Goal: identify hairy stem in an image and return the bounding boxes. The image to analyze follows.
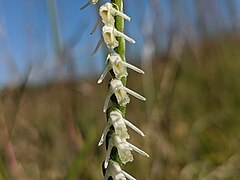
[110,0,127,115]
[106,0,126,168]
[111,0,126,85]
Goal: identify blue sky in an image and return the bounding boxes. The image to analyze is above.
[0,0,240,86]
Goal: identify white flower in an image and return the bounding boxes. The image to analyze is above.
[104,133,149,168]
[98,53,144,83]
[93,27,135,54]
[91,3,130,35]
[102,26,135,49]
[80,0,98,10]
[103,79,146,112]
[104,160,136,180]
[98,110,145,146]
[100,3,131,26]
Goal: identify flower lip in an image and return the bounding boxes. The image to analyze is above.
[99,3,115,26]
[102,26,119,49]
[104,160,136,180]
[110,79,130,107]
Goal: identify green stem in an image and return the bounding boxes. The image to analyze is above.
[110,0,127,114]
[105,0,126,174]
[111,0,126,85]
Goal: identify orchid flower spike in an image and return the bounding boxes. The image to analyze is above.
[98,110,145,146]
[80,0,98,10]
[98,53,145,83]
[104,133,149,168]
[103,79,146,112]
[100,3,131,26]
[102,26,135,49]
[104,160,136,180]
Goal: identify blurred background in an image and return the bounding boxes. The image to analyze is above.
[0,0,240,179]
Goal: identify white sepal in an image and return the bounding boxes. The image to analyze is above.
[98,123,111,146]
[128,143,149,157]
[123,86,146,101]
[114,30,135,44]
[122,61,145,74]
[103,92,112,112]
[97,64,111,84]
[92,36,104,55]
[80,0,98,10]
[124,119,145,137]
[111,111,145,137]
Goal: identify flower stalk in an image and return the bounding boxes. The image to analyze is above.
[81,0,148,179]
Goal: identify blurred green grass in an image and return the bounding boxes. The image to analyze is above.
[0,36,240,179]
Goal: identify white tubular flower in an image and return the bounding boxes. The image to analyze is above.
[103,79,146,112]
[98,53,145,83]
[102,26,135,49]
[98,110,145,146]
[104,160,136,180]
[100,3,131,26]
[104,133,149,168]
[80,0,98,10]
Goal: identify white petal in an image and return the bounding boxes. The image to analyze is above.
[123,87,146,101]
[91,18,101,35]
[122,171,136,180]
[103,91,113,112]
[109,111,122,122]
[104,144,113,169]
[97,64,110,84]
[128,143,149,157]
[110,79,123,91]
[124,119,145,137]
[122,61,145,74]
[114,30,135,44]
[98,123,111,146]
